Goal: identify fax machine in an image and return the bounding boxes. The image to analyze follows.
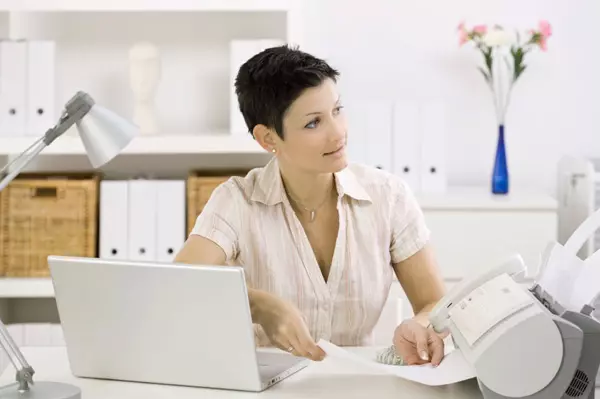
[429,254,600,399]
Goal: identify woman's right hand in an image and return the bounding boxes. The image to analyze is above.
[255,292,326,361]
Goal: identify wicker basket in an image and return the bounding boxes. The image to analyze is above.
[186,170,248,235]
[0,173,99,277]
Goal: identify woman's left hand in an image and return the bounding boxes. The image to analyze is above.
[392,318,444,366]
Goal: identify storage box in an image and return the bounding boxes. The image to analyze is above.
[0,173,99,277]
[186,170,248,235]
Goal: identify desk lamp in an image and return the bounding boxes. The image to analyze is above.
[0,91,138,398]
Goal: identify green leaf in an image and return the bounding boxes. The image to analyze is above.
[515,64,527,79]
[478,67,490,82]
[511,46,529,80]
[482,48,493,78]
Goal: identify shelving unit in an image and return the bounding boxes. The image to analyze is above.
[0,278,54,299]
[0,0,303,325]
[0,0,303,169]
[0,0,296,12]
[0,133,266,156]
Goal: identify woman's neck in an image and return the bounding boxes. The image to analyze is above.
[279,164,336,210]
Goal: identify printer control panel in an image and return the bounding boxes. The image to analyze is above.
[448,273,535,347]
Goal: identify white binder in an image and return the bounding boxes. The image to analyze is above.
[127,179,157,261]
[0,40,27,136]
[343,99,367,165]
[392,101,421,192]
[229,39,283,136]
[50,323,66,346]
[155,180,185,262]
[23,324,53,347]
[419,102,447,193]
[557,156,598,259]
[345,100,393,171]
[364,101,393,171]
[26,40,55,136]
[99,180,129,260]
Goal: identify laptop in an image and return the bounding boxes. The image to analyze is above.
[47,255,309,392]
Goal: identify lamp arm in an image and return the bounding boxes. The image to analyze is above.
[0,321,34,390]
[0,91,94,193]
[0,138,48,192]
[0,135,45,177]
[0,91,94,393]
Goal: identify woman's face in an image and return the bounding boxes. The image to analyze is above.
[258,78,348,174]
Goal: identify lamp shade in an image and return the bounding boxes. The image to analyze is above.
[76,104,138,168]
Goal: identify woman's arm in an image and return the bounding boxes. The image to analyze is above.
[174,235,276,325]
[174,235,325,360]
[392,243,446,326]
[391,243,447,365]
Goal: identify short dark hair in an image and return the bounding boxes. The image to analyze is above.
[234,45,340,139]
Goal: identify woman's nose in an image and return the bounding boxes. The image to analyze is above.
[331,118,346,140]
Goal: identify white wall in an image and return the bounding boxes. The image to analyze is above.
[300,0,600,195]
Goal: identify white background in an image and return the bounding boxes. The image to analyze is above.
[298,0,600,194]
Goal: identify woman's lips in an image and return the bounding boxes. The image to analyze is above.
[324,145,345,157]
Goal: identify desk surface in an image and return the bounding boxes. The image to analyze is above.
[0,346,486,398]
[1,347,598,398]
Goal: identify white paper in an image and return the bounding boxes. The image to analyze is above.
[536,242,587,311]
[317,339,476,386]
[570,260,600,311]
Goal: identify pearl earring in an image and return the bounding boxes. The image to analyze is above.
[272,148,276,153]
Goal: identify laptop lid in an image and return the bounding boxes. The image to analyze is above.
[47,255,264,391]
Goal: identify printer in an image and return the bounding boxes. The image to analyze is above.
[428,199,600,399]
[428,253,600,399]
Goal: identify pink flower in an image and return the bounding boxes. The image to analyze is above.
[457,21,469,45]
[539,36,547,51]
[473,24,487,34]
[539,20,552,38]
[458,29,469,45]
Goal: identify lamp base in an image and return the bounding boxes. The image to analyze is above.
[0,381,81,399]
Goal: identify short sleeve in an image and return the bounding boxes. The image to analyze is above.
[389,177,431,264]
[190,182,240,262]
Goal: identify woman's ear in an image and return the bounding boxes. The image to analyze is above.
[253,124,279,153]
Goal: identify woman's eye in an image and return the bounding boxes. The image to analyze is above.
[305,118,319,129]
[333,105,344,115]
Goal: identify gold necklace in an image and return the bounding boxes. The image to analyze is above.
[286,188,331,222]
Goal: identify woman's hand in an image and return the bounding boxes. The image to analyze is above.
[254,292,326,362]
[392,318,445,366]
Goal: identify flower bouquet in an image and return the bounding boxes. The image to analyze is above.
[457,20,552,194]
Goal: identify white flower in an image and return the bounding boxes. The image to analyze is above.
[483,28,514,47]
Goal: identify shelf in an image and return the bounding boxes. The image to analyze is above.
[0,0,295,12]
[0,278,54,298]
[417,187,558,211]
[0,134,267,156]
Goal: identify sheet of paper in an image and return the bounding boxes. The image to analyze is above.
[536,242,585,311]
[570,261,600,311]
[317,339,476,386]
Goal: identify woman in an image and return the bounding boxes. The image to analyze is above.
[175,45,447,366]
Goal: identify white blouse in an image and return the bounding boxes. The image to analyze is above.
[191,157,430,346]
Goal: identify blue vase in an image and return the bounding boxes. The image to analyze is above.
[492,124,509,194]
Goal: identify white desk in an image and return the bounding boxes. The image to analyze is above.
[4,347,599,398]
[0,347,486,398]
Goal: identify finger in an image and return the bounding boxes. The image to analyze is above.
[392,338,427,366]
[296,331,326,361]
[413,326,431,363]
[428,331,445,366]
[269,327,297,354]
[287,335,309,358]
[270,335,295,354]
[437,328,450,339]
[273,327,311,359]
